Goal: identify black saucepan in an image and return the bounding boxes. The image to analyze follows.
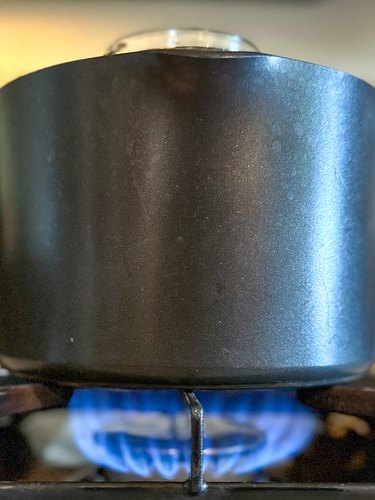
[0,50,375,388]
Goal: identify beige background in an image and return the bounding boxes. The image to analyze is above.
[0,0,375,88]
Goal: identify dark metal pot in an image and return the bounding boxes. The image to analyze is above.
[0,49,375,388]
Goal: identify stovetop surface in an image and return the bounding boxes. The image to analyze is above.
[1,483,375,499]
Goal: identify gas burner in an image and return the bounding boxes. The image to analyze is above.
[1,379,375,497]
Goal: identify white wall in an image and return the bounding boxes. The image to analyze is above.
[1,0,375,87]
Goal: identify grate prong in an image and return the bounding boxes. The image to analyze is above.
[183,391,207,495]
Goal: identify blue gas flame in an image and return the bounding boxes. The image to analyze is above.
[68,389,317,479]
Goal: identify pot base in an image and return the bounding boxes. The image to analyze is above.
[0,355,369,389]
